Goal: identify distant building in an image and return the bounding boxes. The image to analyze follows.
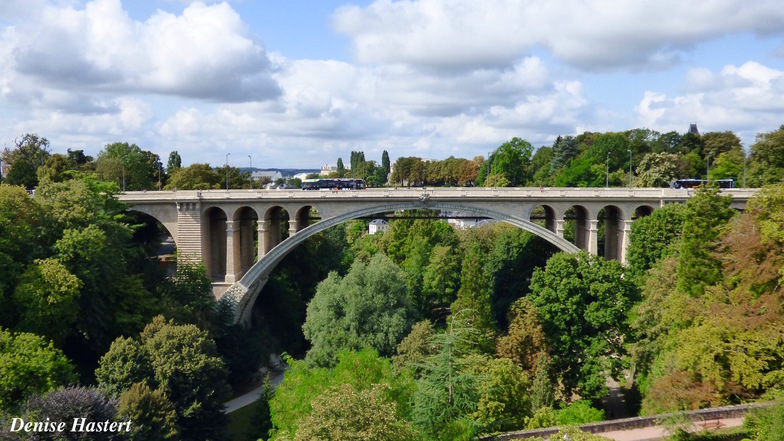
[688,123,700,136]
[320,164,336,176]
[368,219,389,235]
[0,160,9,179]
[444,210,497,230]
[292,172,310,181]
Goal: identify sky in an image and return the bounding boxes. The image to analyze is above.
[1,0,784,169]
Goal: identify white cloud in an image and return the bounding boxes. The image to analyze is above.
[636,61,784,146]
[334,0,784,71]
[7,0,279,103]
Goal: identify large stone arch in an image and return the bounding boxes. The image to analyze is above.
[125,207,178,246]
[220,200,581,325]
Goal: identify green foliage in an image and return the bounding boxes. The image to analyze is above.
[635,152,688,187]
[450,243,496,354]
[626,202,687,280]
[303,253,415,367]
[292,384,416,441]
[411,319,480,440]
[117,382,179,441]
[164,163,221,190]
[462,354,533,432]
[530,352,555,412]
[0,328,77,413]
[496,298,548,372]
[747,125,784,187]
[96,316,230,441]
[392,320,438,377]
[743,402,784,441]
[554,400,604,426]
[247,376,275,441]
[270,349,410,440]
[12,258,82,344]
[159,261,225,336]
[676,185,735,296]
[529,252,638,400]
[526,406,557,429]
[96,142,161,191]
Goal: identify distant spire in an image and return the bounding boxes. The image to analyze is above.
[688,123,699,136]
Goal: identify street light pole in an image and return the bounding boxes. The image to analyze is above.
[627,150,632,189]
[248,155,253,189]
[225,153,231,190]
[606,152,610,188]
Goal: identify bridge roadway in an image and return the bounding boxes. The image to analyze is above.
[119,186,757,324]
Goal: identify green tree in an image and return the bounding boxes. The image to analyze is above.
[634,152,688,187]
[0,328,77,412]
[303,253,415,367]
[164,163,220,190]
[382,150,391,177]
[117,382,179,441]
[450,244,496,354]
[293,384,416,441]
[411,319,480,440]
[549,135,580,175]
[625,202,687,280]
[167,151,182,171]
[529,252,638,400]
[95,142,160,191]
[391,320,438,377]
[747,125,784,186]
[710,145,745,181]
[496,298,548,372]
[12,258,82,344]
[676,185,735,296]
[4,160,38,189]
[337,157,345,178]
[38,153,74,183]
[462,354,533,432]
[96,316,230,441]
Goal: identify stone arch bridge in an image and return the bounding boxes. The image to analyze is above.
[119,187,756,324]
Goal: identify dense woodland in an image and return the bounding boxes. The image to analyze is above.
[1,126,784,440]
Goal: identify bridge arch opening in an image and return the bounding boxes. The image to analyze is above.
[633,205,655,219]
[232,206,259,280]
[564,205,590,251]
[598,205,625,261]
[260,206,288,255]
[529,204,556,233]
[291,205,319,235]
[202,206,228,280]
[125,210,178,275]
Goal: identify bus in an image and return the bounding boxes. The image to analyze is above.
[302,178,366,190]
[673,178,734,189]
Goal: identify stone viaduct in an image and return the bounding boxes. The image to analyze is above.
[118,187,757,324]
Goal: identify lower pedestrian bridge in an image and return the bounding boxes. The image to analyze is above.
[118,187,756,324]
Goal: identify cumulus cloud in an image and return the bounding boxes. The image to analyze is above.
[333,0,784,71]
[636,61,784,146]
[6,0,279,103]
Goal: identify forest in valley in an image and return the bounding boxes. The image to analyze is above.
[1,125,784,440]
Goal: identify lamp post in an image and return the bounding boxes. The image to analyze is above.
[627,150,632,189]
[248,155,253,189]
[606,151,610,188]
[225,153,230,190]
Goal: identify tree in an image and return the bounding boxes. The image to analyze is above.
[549,135,579,174]
[710,145,745,181]
[167,151,182,171]
[95,142,159,191]
[625,202,687,280]
[117,382,178,441]
[303,253,415,367]
[14,386,122,441]
[676,185,735,296]
[38,153,74,183]
[164,163,220,190]
[496,298,548,372]
[461,354,533,432]
[96,316,230,441]
[12,258,82,344]
[4,160,38,189]
[747,125,784,186]
[634,152,688,187]
[337,157,345,178]
[392,320,438,377]
[382,150,391,177]
[450,244,496,354]
[529,252,638,400]
[293,384,416,441]
[0,328,77,412]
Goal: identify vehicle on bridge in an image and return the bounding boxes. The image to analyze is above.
[302,178,366,190]
[673,178,734,189]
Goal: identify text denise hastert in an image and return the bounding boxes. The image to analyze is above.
[8,417,132,434]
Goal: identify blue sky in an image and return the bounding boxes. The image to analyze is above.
[1,0,784,169]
